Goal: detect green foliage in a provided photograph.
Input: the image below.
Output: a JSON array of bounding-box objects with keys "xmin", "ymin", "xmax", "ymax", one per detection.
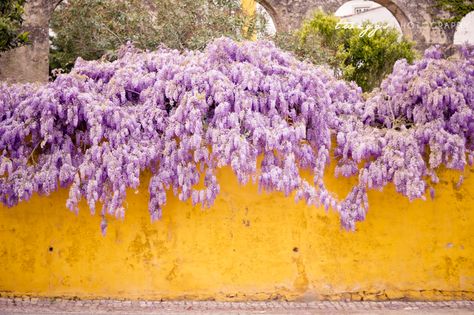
[
  {"xmin": 50, "ymin": 0, "xmax": 267, "ymax": 73},
  {"xmin": 274, "ymin": 11, "xmax": 416, "ymax": 92},
  {"xmin": 0, "ymin": 0, "xmax": 28, "ymax": 52},
  {"xmin": 434, "ymin": 0, "xmax": 474, "ymax": 23}
]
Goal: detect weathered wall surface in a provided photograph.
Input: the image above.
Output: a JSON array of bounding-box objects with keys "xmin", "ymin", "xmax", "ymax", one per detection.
[
  {"xmin": 0, "ymin": 166, "xmax": 473, "ymax": 301},
  {"xmin": 0, "ymin": 0, "xmax": 59, "ymax": 84}
]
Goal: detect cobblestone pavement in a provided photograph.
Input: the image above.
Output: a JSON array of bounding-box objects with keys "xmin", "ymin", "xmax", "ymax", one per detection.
[{"xmin": 0, "ymin": 298, "xmax": 473, "ymax": 314}]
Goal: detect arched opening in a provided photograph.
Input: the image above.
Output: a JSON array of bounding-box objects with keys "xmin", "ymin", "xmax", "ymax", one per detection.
[
  {"xmin": 334, "ymin": 0, "xmax": 412, "ymax": 40},
  {"xmin": 256, "ymin": 2, "xmax": 276, "ymax": 38},
  {"xmin": 256, "ymin": 0, "xmax": 280, "ymax": 34},
  {"xmin": 454, "ymin": 11, "xmax": 474, "ymax": 45},
  {"xmin": 335, "ymin": 1, "xmax": 401, "ymax": 33},
  {"xmin": 242, "ymin": 0, "xmax": 276, "ymax": 38}
]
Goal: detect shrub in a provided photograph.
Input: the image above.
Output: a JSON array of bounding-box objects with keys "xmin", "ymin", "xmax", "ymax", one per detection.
[
  {"xmin": 275, "ymin": 11, "xmax": 416, "ymax": 92},
  {"xmin": 0, "ymin": 0, "xmax": 28, "ymax": 52}
]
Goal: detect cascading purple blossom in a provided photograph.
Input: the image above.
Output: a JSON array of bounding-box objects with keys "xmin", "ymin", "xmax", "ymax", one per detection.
[
  {"xmin": 333, "ymin": 45, "xmax": 474, "ymax": 227},
  {"xmin": 0, "ymin": 39, "xmax": 473, "ymax": 233}
]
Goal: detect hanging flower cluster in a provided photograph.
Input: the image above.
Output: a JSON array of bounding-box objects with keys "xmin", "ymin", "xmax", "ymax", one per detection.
[
  {"xmin": 0, "ymin": 39, "xmax": 473, "ymax": 233},
  {"xmin": 333, "ymin": 46, "xmax": 474, "ymax": 228}
]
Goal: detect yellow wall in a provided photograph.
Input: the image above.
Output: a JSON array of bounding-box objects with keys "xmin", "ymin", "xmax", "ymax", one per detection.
[
  {"xmin": 242, "ymin": 0, "xmax": 257, "ymax": 41},
  {"xmin": 0, "ymin": 165, "xmax": 473, "ymax": 301}
]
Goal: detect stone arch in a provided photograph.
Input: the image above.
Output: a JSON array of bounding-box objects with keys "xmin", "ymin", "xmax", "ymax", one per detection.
[
  {"xmin": 257, "ymin": 0, "xmax": 414, "ymax": 39},
  {"xmin": 320, "ymin": 0, "xmax": 413, "ymax": 40},
  {"xmin": 255, "ymin": 0, "xmax": 433, "ymax": 48},
  {"xmin": 363, "ymin": 0, "xmax": 413, "ymax": 39}
]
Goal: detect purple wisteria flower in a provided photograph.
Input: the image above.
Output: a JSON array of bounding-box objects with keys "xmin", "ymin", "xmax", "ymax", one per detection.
[{"xmin": 0, "ymin": 38, "xmax": 473, "ymax": 232}]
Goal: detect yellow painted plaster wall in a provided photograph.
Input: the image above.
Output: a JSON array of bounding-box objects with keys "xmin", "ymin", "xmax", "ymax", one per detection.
[{"xmin": 0, "ymin": 165, "xmax": 473, "ymax": 301}]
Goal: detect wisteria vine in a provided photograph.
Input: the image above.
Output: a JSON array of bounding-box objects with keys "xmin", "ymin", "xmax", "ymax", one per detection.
[{"xmin": 1, "ymin": 39, "xmax": 473, "ymax": 233}]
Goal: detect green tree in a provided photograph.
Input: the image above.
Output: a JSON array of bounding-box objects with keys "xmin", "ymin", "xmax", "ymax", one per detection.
[
  {"xmin": 50, "ymin": 0, "xmax": 267, "ymax": 73},
  {"xmin": 0, "ymin": 0, "xmax": 28, "ymax": 52},
  {"xmin": 435, "ymin": 0, "xmax": 474, "ymax": 23},
  {"xmin": 274, "ymin": 11, "xmax": 416, "ymax": 92}
]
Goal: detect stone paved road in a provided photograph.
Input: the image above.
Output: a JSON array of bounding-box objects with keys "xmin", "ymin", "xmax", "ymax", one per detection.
[{"xmin": 1, "ymin": 298, "xmax": 473, "ymax": 314}]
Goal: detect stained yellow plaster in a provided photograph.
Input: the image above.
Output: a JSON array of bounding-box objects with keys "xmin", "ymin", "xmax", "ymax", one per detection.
[{"xmin": 0, "ymin": 165, "xmax": 473, "ymax": 301}]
